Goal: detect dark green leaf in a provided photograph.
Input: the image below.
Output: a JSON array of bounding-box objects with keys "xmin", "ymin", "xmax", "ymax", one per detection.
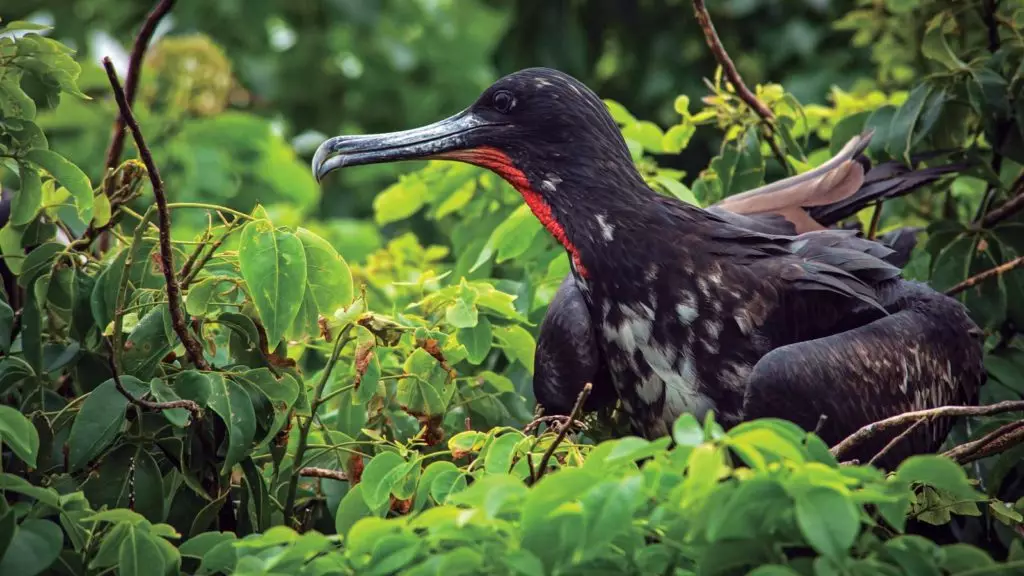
[
  {"xmin": 119, "ymin": 525, "xmax": 167, "ymax": 576},
  {"xmin": 0, "ymin": 405, "xmax": 39, "ymax": 467},
  {"xmin": 361, "ymin": 452, "xmax": 406, "ymax": 511},
  {"xmin": 12, "ymin": 163, "xmax": 42, "ymax": 226},
  {"xmin": 0, "ymin": 519, "xmax": 62, "ymax": 576},
  {"xmin": 67, "ymin": 377, "xmax": 143, "ymax": 471},
  {"xmin": 23, "ymin": 148, "xmax": 93, "ymax": 221}
]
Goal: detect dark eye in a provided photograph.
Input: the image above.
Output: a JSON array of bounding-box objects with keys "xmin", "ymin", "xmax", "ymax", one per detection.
[{"xmin": 492, "ymin": 90, "xmax": 514, "ymax": 113}]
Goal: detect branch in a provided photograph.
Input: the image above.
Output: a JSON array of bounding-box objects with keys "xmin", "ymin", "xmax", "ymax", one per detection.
[
  {"xmin": 533, "ymin": 382, "xmax": 592, "ymax": 483},
  {"xmin": 103, "ymin": 0, "xmax": 176, "ymax": 174},
  {"xmin": 297, "ymin": 467, "xmax": 347, "ymax": 482},
  {"xmin": 943, "ymin": 420, "xmax": 1024, "ymax": 466},
  {"xmin": 944, "ymin": 255, "xmax": 1024, "ymax": 297},
  {"xmin": 102, "ymin": 57, "xmax": 210, "ymax": 371},
  {"xmin": 283, "ymin": 324, "xmax": 355, "ymax": 526},
  {"xmin": 978, "ymin": 172, "xmax": 1024, "ymax": 229},
  {"xmin": 868, "ymin": 418, "xmax": 928, "ymax": 467},
  {"xmin": 107, "ymin": 343, "xmax": 202, "ymax": 424},
  {"xmin": 692, "ymin": 0, "xmax": 775, "ymax": 122},
  {"xmin": 831, "ymin": 400, "xmax": 1024, "ymax": 461}
]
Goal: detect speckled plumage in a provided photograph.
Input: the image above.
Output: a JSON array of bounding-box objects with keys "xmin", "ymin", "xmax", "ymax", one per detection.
[{"xmin": 312, "ymin": 67, "xmax": 985, "ymax": 469}]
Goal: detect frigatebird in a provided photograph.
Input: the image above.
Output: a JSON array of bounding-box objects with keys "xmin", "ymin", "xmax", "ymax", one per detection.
[{"xmin": 312, "ymin": 67, "xmax": 985, "ymax": 467}]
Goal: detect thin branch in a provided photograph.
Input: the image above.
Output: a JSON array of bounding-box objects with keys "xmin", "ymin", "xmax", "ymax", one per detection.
[
  {"xmin": 943, "ymin": 420, "xmax": 1024, "ymax": 466},
  {"xmin": 978, "ymin": 172, "xmax": 1024, "ymax": 229},
  {"xmin": 102, "ymin": 57, "xmax": 210, "ymax": 371},
  {"xmin": 533, "ymin": 382, "xmax": 592, "ymax": 483},
  {"xmin": 945, "ymin": 255, "xmax": 1024, "ymax": 297},
  {"xmin": 103, "ymin": 0, "xmax": 176, "ymax": 174},
  {"xmin": 831, "ymin": 400, "xmax": 1024, "ymax": 460},
  {"xmin": 868, "ymin": 418, "xmax": 928, "ymax": 467},
  {"xmin": 283, "ymin": 324, "xmax": 355, "ymax": 526},
  {"xmin": 523, "ymin": 414, "xmax": 588, "ymax": 435},
  {"xmin": 692, "ymin": 0, "xmax": 775, "ymax": 122},
  {"xmin": 177, "ymin": 221, "xmax": 213, "ymax": 285},
  {"xmin": 106, "ymin": 342, "xmax": 202, "ymax": 424},
  {"xmin": 297, "ymin": 467, "xmax": 347, "ymax": 482},
  {"xmin": 867, "ymin": 202, "xmax": 883, "ymax": 240},
  {"xmin": 181, "ymin": 218, "xmax": 241, "ymax": 290}
]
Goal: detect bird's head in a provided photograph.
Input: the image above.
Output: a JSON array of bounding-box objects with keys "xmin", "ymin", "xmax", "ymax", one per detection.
[{"xmin": 313, "ymin": 68, "xmax": 650, "ymax": 276}]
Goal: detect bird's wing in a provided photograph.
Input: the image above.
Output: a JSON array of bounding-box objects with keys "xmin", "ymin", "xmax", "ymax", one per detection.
[
  {"xmin": 533, "ymin": 275, "xmax": 617, "ymax": 415},
  {"xmin": 740, "ymin": 280, "xmax": 985, "ymax": 469},
  {"xmin": 708, "ymin": 130, "xmax": 963, "ymax": 234}
]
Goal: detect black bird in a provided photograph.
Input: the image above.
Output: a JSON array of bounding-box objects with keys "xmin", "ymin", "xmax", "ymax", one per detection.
[{"xmin": 312, "ymin": 68, "xmax": 985, "ymax": 468}]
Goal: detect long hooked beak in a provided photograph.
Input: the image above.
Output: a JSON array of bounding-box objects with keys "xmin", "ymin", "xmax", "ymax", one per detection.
[{"xmin": 311, "ymin": 109, "xmax": 503, "ymax": 182}]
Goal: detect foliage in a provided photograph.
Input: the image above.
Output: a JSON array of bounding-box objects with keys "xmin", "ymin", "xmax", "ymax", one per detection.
[{"xmin": 1, "ymin": 1, "xmax": 1024, "ymax": 575}]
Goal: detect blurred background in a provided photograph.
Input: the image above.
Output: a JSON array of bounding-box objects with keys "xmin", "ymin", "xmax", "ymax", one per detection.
[{"xmin": 0, "ymin": 0, "xmax": 884, "ymax": 264}]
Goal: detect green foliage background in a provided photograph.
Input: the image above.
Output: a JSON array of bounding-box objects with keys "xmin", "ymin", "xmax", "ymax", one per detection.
[{"xmin": 1, "ymin": 0, "xmax": 1024, "ymax": 574}]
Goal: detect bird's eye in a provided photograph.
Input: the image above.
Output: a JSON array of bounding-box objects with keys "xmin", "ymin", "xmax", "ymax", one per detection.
[{"xmin": 492, "ymin": 90, "xmax": 514, "ymax": 113}]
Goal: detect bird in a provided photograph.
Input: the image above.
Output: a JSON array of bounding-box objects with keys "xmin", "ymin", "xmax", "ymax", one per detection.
[{"xmin": 312, "ymin": 67, "xmax": 986, "ymax": 468}]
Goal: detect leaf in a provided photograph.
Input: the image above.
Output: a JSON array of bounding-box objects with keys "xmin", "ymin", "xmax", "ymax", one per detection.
[
  {"xmin": 0, "ymin": 300, "xmax": 13, "ymax": 355},
  {"xmin": 121, "ymin": 305, "xmax": 174, "ymax": 380},
  {"xmin": 887, "ymin": 83, "xmax": 931, "ymax": 164},
  {"xmin": 150, "ymin": 378, "xmax": 190, "ymax": 427},
  {"xmin": 336, "ymin": 484, "xmax": 374, "ymax": 536},
  {"xmin": 185, "ymin": 277, "xmax": 231, "ymax": 317},
  {"xmin": 673, "ymin": 413, "xmax": 705, "ymax": 447},
  {"xmin": 921, "ymin": 12, "xmax": 966, "ymax": 70},
  {"xmin": 238, "ymin": 218, "xmax": 308, "ymax": 345},
  {"xmin": 67, "ymin": 377, "xmax": 143, "ymax": 471},
  {"xmin": 484, "ymin": 432, "xmax": 522, "ymax": 475},
  {"xmin": 296, "ymin": 227, "xmax": 354, "ymax": 315},
  {"xmin": 12, "ymin": 163, "xmax": 42, "ymax": 226},
  {"xmin": 896, "ymin": 456, "xmax": 982, "ymax": 500},
  {"xmin": 119, "ymin": 525, "xmax": 167, "ymax": 576},
  {"xmin": 0, "ymin": 405, "xmax": 40, "ymax": 467},
  {"xmin": 23, "ymin": 148, "xmax": 93, "ymax": 222},
  {"xmin": 361, "ymin": 452, "xmax": 406, "ymax": 511},
  {"xmin": 494, "ymin": 324, "xmax": 536, "ymax": 374},
  {"xmin": 374, "ymin": 178, "xmax": 426, "ymax": 225},
  {"xmin": 0, "ymin": 519, "xmax": 62, "ymax": 576},
  {"xmin": 206, "ymin": 373, "xmax": 257, "ymax": 475},
  {"xmin": 459, "ymin": 315, "xmax": 492, "ymax": 365},
  {"xmin": 445, "ymin": 297, "xmax": 478, "ymax": 329},
  {"xmin": 0, "ymin": 78, "xmax": 36, "ymax": 121},
  {"xmin": 795, "ymin": 487, "xmax": 860, "ymax": 558}
]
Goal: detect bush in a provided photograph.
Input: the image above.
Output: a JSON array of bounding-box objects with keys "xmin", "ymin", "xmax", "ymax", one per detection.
[{"xmin": 1, "ymin": 1, "xmax": 1024, "ymax": 574}]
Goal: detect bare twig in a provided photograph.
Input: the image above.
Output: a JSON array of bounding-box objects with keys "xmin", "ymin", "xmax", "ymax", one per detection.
[
  {"xmin": 102, "ymin": 57, "xmax": 210, "ymax": 371},
  {"xmin": 978, "ymin": 172, "xmax": 1024, "ymax": 229},
  {"xmin": 297, "ymin": 467, "xmax": 347, "ymax": 482},
  {"xmin": 831, "ymin": 400, "xmax": 1024, "ymax": 460},
  {"xmin": 945, "ymin": 255, "xmax": 1024, "ymax": 296},
  {"xmin": 533, "ymin": 382, "xmax": 592, "ymax": 483},
  {"xmin": 103, "ymin": 0, "xmax": 176, "ymax": 174},
  {"xmin": 943, "ymin": 420, "xmax": 1024, "ymax": 466},
  {"xmin": 692, "ymin": 0, "xmax": 789, "ymax": 172},
  {"xmin": 867, "ymin": 202, "xmax": 883, "ymax": 240},
  {"xmin": 106, "ymin": 343, "xmax": 202, "ymax": 424},
  {"xmin": 868, "ymin": 418, "xmax": 928, "ymax": 467},
  {"xmin": 692, "ymin": 0, "xmax": 774, "ymax": 122},
  {"xmin": 178, "ymin": 224, "xmax": 213, "ymax": 286},
  {"xmin": 523, "ymin": 414, "xmax": 588, "ymax": 435},
  {"xmin": 812, "ymin": 414, "xmax": 829, "ymax": 436}
]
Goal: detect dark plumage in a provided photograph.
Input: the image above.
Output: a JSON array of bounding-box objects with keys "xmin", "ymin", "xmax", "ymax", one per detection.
[{"xmin": 312, "ymin": 67, "xmax": 985, "ymax": 469}]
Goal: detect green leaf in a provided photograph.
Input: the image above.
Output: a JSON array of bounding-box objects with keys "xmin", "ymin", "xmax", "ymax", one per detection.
[
  {"xmin": 0, "ymin": 519, "xmax": 62, "ymax": 576},
  {"xmin": 238, "ymin": 218, "xmax": 308, "ymax": 345},
  {"xmin": 0, "ymin": 225, "xmax": 23, "ymax": 275},
  {"xmin": 209, "ymin": 373, "xmax": 257, "ymax": 475},
  {"xmin": 0, "ymin": 78, "xmax": 36, "ymax": 121},
  {"xmin": 896, "ymin": 455, "xmax": 982, "ymax": 500},
  {"xmin": 795, "ymin": 487, "xmax": 860, "ymax": 558},
  {"xmin": 484, "ymin": 431, "xmax": 522, "ymax": 475},
  {"xmin": 67, "ymin": 377, "xmax": 143, "ymax": 471},
  {"xmin": 23, "ymin": 148, "xmax": 93, "ymax": 222},
  {"xmin": 121, "ymin": 305, "xmax": 174, "ymax": 380},
  {"xmin": 580, "ymin": 474, "xmax": 644, "ymax": 557},
  {"xmin": 178, "ymin": 532, "xmax": 236, "ymax": 559},
  {"xmin": 921, "ymin": 12, "xmax": 966, "ymax": 70},
  {"xmin": 494, "ymin": 324, "xmax": 536, "ymax": 374},
  {"xmin": 296, "ymin": 227, "xmax": 353, "ymax": 315},
  {"xmin": 361, "ymin": 452, "xmax": 406, "ymax": 511},
  {"xmin": 458, "ymin": 315, "xmax": 492, "ymax": 365},
  {"xmin": 673, "ymin": 413, "xmax": 705, "ymax": 447},
  {"xmin": 185, "ymin": 277, "xmax": 231, "ymax": 317},
  {"xmin": 887, "ymin": 83, "xmax": 931, "ymax": 164},
  {"xmin": 0, "ymin": 300, "xmax": 13, "ymax": 355},
  {"xmin": 150, "ymin": 378, "xmax": 190, "ymax": 427},
  {"xmin": 445, "ymin": 297, "xmax": 478, "ymax": 329},
  {"xmin": 12, "ymin": 163, "xmax": 42, "ymax": 227},
  {"xmin": 374, "ymin": 178, "xmax": 426, "ymax": 225},
  {"xmin": 119, "ymin": 525, "xmax": 166, "ymax": 576},
  {"xmin": 0, "ymin": 405, "xmax": 40, "ymax": 467},
  {"xmin": 336, "ymin": 484, "xmax": 374, "ymax": 536}
]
